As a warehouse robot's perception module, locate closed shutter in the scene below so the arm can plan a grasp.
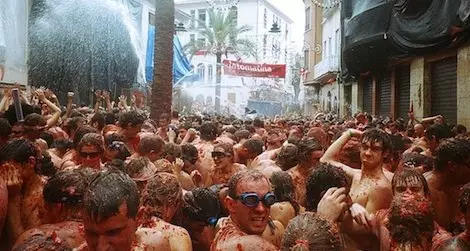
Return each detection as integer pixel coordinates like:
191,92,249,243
362,76,373,114
396,65,410,119
378,72,392,117
431,57,457,124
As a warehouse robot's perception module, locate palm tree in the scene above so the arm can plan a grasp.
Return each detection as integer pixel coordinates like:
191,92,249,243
185,8,256,113
150,0,174,120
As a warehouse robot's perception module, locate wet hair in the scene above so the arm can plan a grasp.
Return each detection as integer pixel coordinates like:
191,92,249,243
118,110,146,128
276,144,299,171
0,139,39,164
253,118,264,128
281,212,343,251
223,126,237,135
104,133,125,147
435,138,470,172
459,183,470,214
24,113,46,127
183,188,221,224
181,144,198,165
104,112,117,125
141,173,182,220
391,168,431,196
77,133,104,154
401,152,434,171
228,169,269,199
90,112,106,131
127,157,151,179
436,237,470,251
242,138,264,157
104,159,127,173
83,170,139,222
456,125,468,135
51,139,73,152
425,124,454,142
73,125,98,147
36,151,56,177
297,138,323,165
200,122,218,141
386,196,434,245
159,113,170,122
66,116,86,134
270,171,300,215
361,128,392,154
43,168,95,208
306,163,351,211
0,118,11,138
138,135,164,155
234,129,250,142
12,234,73,251
287,135,301,146
163,143,182,160
4,103,41,125
214,142,234,155
39,131,54,148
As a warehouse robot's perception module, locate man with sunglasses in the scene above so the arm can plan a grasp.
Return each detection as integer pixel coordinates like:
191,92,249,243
203,142,246,187
211,170,278,251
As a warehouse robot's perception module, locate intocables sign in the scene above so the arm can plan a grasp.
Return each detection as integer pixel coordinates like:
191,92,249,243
223,60,286,78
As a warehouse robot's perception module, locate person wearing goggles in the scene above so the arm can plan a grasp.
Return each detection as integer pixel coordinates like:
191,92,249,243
211,170,278,251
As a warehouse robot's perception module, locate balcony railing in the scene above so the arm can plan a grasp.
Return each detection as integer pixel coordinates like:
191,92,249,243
314,55,340,80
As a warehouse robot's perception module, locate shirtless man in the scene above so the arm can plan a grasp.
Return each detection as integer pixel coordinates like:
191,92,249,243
193,122,218,187
457,183,470,245
321,128,393,214
81,170,170,250
203,142,246,187
211,170,278,251
288,137,323,206
0,139,49,246
14,169,95,249
138,172,192,251
117,110,146,154
131,134,164,162
424,138,470,232
351,169,452,251
236,138,265,168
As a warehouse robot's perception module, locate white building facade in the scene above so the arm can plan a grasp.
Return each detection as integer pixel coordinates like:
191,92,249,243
143,0,294,116
312,4,341,114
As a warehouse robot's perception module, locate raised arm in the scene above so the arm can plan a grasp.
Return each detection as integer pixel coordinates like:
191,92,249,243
320,129,362,177
36,89,61,128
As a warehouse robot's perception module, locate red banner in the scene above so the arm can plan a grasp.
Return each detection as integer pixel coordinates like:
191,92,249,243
223,60,286,78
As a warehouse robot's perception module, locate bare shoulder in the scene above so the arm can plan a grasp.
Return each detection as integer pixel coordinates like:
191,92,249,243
135,227,171,250
233,163,247,171
218,235,278,251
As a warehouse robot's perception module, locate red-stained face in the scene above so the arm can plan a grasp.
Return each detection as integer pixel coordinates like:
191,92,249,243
79,145,101,169
310,150,324,167
360,140,385,168
393,176,425,199
84,204,137,251
226,179,271,235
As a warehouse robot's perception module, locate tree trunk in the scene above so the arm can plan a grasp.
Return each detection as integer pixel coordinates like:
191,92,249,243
150,0,174,121
215,52,222,113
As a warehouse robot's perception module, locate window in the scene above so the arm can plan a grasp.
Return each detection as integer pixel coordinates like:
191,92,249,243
304,49,309,70
328,37,332,57
228,93,236,104
335,29,340,57
323,41,326,60
263,35,267,57
208,65,213,83
305,7,311,30
263,8,267,28
198,9,206,28
197,64,206,81
197,37,206,45
230,6,238,26
149,13,155,26
285,23,288,40
190,34,195,42
190,10,196,28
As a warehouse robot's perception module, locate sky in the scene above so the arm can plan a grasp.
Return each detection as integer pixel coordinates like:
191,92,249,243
269,0,305,49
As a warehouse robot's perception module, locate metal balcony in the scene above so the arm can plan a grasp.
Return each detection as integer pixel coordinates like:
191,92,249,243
313,55,340,81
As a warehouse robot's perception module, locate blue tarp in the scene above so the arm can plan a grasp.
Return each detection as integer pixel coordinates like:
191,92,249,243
145,25,196,86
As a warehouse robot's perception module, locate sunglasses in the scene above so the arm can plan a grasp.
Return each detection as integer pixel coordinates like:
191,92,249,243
79,152,100,158
211,151,231,158
234,192,276,208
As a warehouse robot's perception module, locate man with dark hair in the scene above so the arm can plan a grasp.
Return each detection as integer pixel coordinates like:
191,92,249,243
82,170,170,250
236,138,264,168
90,112,106,132
181,143,199,174
424,137,470,232
0,139,48,246
211,170,277,250
118,110,146,153
157,113,171,142
287,137,324,206
275,144,298,171
422,124,454,157
203,142,246,187
194,122,219,187
321,128,393,214
132,134,164,162
137,172,192,250
14,169,95,249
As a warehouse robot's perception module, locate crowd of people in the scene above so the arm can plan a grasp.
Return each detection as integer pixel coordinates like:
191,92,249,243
0,86,469,250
